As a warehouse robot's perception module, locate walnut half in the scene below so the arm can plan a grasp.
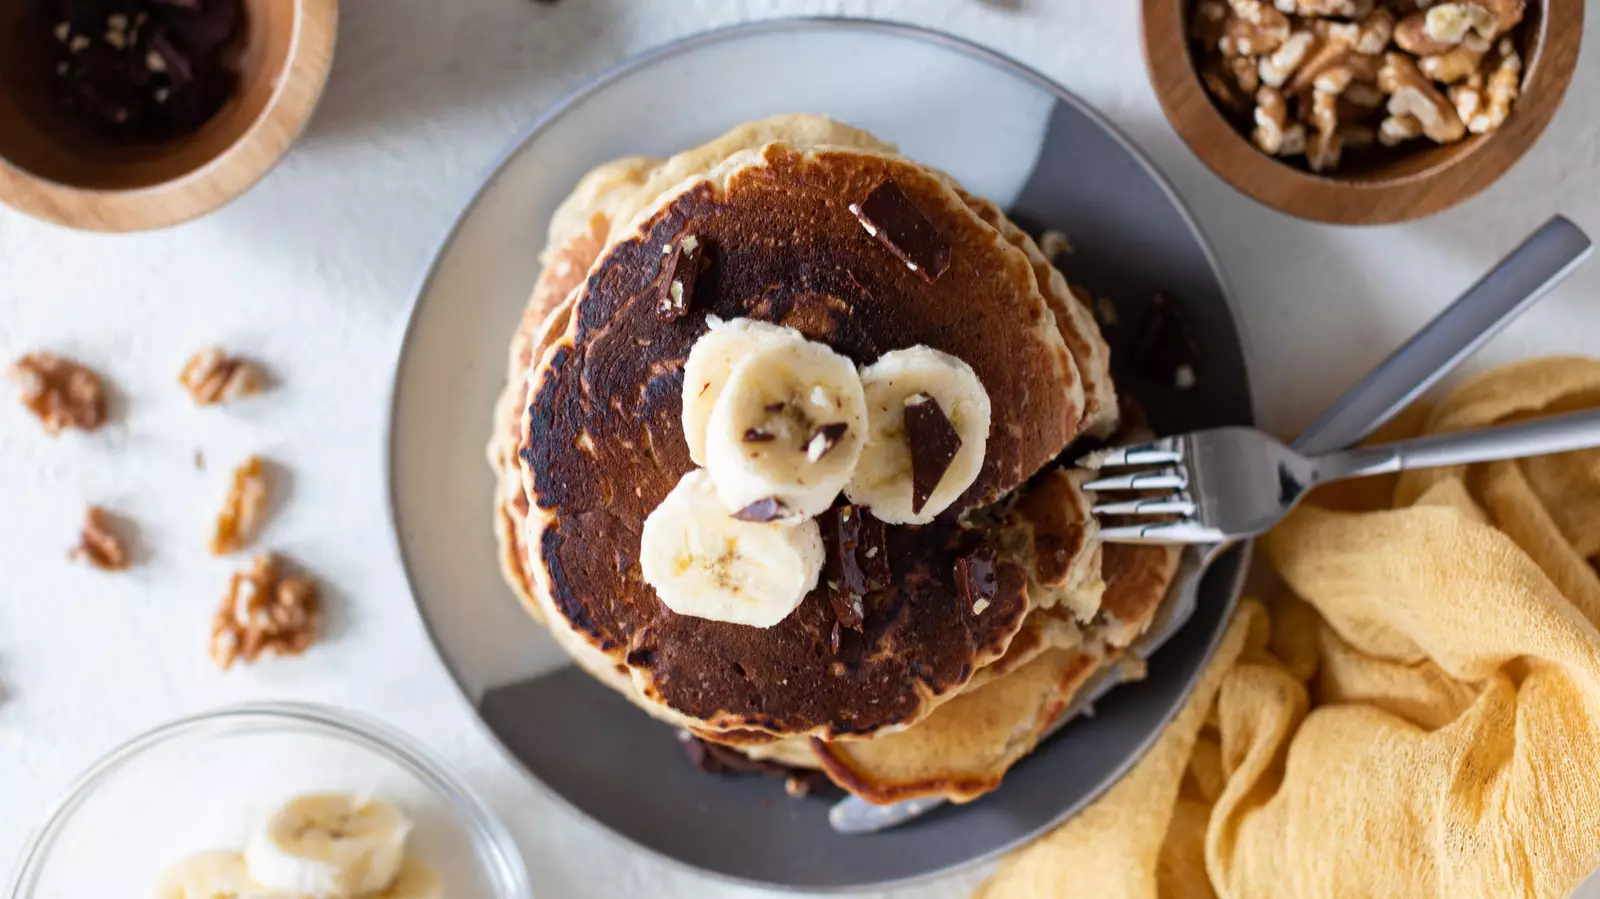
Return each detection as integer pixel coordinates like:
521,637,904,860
211,456,272,556
210,554,320,670
70,506,131,571
9,353,106,436
179,348,266,406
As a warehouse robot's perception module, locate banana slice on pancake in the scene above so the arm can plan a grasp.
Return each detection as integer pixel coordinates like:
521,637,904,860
846,346,991,524
640,470,824,627
680,317,809,466
701,335,868,521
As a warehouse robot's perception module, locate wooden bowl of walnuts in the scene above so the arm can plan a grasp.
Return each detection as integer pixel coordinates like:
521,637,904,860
1142,0,1581,225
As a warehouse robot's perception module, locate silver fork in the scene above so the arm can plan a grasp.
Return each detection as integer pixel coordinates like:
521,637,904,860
1085,408,1600,543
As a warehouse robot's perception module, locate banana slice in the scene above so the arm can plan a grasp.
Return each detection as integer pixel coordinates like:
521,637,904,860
702,338,868,520
640,470,824,627
680,317,808,465
243,793,412,899
157,850,280,899
845,346,992,524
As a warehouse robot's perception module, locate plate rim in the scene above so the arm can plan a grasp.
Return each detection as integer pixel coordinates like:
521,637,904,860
382,14,1253,893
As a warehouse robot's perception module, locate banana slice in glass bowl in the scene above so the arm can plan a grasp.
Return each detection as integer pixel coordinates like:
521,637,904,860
7,703,529,899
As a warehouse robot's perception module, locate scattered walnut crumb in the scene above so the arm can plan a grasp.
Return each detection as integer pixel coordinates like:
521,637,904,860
70,506,130,571
210,554,320,670
211,456,270,555
8,353,106,435
1038,229,1074,260
179,348,265,405
193,449,206,471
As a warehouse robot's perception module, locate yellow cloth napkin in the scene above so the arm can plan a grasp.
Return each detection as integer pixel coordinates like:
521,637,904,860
976,356,1600,899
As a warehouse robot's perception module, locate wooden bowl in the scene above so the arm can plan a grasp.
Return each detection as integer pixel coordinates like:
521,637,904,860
0,0,337,232
1142,0,1582,225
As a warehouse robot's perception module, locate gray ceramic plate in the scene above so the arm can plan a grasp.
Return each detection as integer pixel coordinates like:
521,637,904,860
388,17,1252,892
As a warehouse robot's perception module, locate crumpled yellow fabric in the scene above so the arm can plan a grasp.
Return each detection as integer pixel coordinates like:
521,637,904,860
976,356,1600,899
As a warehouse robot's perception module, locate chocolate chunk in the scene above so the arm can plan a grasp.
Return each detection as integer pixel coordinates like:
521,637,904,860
828,592,864,630
1130,292,1201,388
804,422,848,463
656,234,706,321
902,393,962,514
731,497,787,523
743,428,776,443
678,731,785,775
955,544,999,613
850,179,951,281
818,505,888,631
763,401,786,414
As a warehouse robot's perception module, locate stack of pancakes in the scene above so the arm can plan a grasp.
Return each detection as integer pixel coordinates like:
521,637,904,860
488,116,1180,805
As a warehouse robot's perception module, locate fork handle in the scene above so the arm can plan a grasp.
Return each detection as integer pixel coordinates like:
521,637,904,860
1320,408,1600,480
1293,216,1593,456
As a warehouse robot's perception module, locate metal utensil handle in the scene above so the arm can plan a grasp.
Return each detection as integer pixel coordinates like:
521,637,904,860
1389,407,1600,471
1293,216,1593,457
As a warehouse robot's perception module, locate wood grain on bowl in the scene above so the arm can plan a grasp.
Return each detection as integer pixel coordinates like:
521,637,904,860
0,0,337,232
1142,0,1581,225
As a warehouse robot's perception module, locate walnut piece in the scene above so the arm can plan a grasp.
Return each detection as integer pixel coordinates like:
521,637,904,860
1306,90,1344,172
70,506,130,571
9,353,106,436
1259,29,1319,88
1252,86,1307,156
1380,52,1466,143
210,554,320,670
1420,44,1488,83
179,348,265,406
211,456,271,556
1221,0,1292,56
1466,37,1522,133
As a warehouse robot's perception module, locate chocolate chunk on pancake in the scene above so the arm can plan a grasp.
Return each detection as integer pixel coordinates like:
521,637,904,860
524,141,1085,738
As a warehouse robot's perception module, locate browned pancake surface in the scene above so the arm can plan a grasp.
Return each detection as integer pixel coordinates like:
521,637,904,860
526,145,1083,737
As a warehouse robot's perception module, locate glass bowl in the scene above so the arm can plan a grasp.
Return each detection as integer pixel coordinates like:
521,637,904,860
6,701,531,898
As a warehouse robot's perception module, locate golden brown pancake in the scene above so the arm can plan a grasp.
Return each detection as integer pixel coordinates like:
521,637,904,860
489,158,661,619
520,137,1088,739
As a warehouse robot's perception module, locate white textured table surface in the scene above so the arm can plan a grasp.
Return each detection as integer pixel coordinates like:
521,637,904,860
3,1,1599,897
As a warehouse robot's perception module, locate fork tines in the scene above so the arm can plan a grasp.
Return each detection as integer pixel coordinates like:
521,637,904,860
1078,437,1216,544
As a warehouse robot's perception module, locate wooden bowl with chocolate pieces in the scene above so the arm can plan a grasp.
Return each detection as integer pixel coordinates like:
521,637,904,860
1142,0,1582,224
0,0,337,232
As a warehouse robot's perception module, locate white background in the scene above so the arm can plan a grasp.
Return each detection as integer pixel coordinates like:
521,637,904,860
2,1,1598,897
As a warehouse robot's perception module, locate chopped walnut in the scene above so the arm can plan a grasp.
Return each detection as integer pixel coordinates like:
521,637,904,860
9,353,106,436
1379,113,1426,146
1419,44,1488,83
179,348,265,406
1252,86,1307,156
1259,29,1318,87
1306,90,1344,172
1380,52,1466,143
1465,37,1521,133
70,506,130,571
1221,0,1291,56
210,554,320,670
211,456,271,556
